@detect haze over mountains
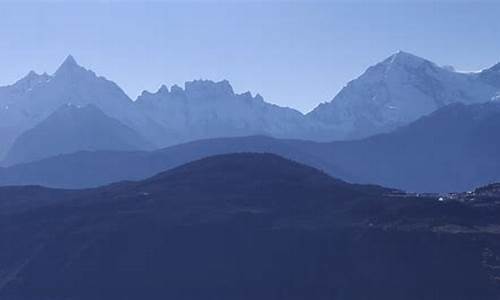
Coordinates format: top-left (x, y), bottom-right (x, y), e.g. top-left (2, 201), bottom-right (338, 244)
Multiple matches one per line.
top-left (4, 104), bottom-right (150, 165)
top-left (1, 52), bottom-right (500, 194)
top-left (3, 101), bottom-right (500, 193)
top-left (1, 51), bottom-right (499, 166)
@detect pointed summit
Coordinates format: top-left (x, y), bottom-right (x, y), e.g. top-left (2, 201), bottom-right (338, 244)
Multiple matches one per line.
top-left (62, 55), bottom-right (78, 67)
top-left (54, 55), bottom-right (87, 77)
top-left (393, 50), bottom-right (417, 58)
top-left (383, 50), bottom-right (433, 68)
top-left (158, 84), bottom-right (169, 94)
top-left (26, 70), bottom-right (38, 78)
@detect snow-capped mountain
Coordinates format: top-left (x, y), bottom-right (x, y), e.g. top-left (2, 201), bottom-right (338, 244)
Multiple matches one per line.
top-left (134, 80), bottom-right (311, 147)
top-left (307, 51), bottom-right (500, 139)
top-left (0, 56), bottom-right (317, 161)
top-left (0, 55), bottom-right (134, 127)
top-left (2, 52), bottom-right (500, 164)
top-left (3, 104), bottom-right (150, 166)
top-left (0, 55), bottom-right (138, 159)
top-left (0, 71), bottom-right (52, 158)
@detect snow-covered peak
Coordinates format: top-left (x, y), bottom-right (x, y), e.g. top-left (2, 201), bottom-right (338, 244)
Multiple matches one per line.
top-left (0, 55), bottom-right (134, 138)
top-left (11, 71), bottom-right (51, 92)
top-left (45, 55), bottom-right (133, 111)
top-left (307, 51), bottom-right (500, 140)
top-left (378, 51), bottom-right (438, 74)
top-left (387, 50), bottom-right (427, 64)
top-left (345, 51), bottom-right (441, 90)
top-left (138, 80), bottom-right (235, 101)
top-left (133, 78), bottom-right (310, 147)
top-left (184, 80), bottom-right (235, 98)
top-left (137, 80), bottom-right (237, 103)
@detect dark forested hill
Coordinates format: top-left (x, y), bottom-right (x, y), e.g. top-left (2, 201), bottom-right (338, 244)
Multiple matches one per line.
top-left (1, 153), bottom-right (500, 300)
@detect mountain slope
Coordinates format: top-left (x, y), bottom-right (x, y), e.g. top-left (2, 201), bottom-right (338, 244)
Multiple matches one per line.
top-left (1, 154), bottom-right (499, 300)
top-left (3, 104), bottom-right (151, 165)
top-left (0, 71), bottom-right (52, 158)
top-left (308, 51), bottom-right (500, 139)
top-left (322, 101), bottom-right (500, 192)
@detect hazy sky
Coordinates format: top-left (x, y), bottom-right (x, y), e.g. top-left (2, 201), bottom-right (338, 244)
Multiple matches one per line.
top-left (0, 1), bottom-right (499, 113)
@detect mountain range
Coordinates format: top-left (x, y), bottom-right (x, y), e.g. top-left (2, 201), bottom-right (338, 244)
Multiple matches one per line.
top-left (1, 154), bottom-right (499, 299)
top-left (0, 56), bottom-right (137, 160)
top-left (0, 56), bottom-right (312, 162)
top-left (1, 51), bottom-right (499, 165)
top-left (2, 100), bottom-right (500, 193)
top-left (2, 48), bottom-right (500, 300)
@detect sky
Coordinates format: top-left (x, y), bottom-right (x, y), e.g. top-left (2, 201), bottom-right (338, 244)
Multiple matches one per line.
top-left (0, 1), bottom-right (499, 113)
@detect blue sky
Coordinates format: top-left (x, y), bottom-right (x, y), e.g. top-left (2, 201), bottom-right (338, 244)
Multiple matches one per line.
top-left (0, 1), bottom-right (499, 112)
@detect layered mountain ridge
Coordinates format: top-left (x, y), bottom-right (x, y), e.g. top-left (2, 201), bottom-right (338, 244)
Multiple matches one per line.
top-left (3, 101), bottom-right (500, 192)
top-left (1, 52), bottom-right (500, 164)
